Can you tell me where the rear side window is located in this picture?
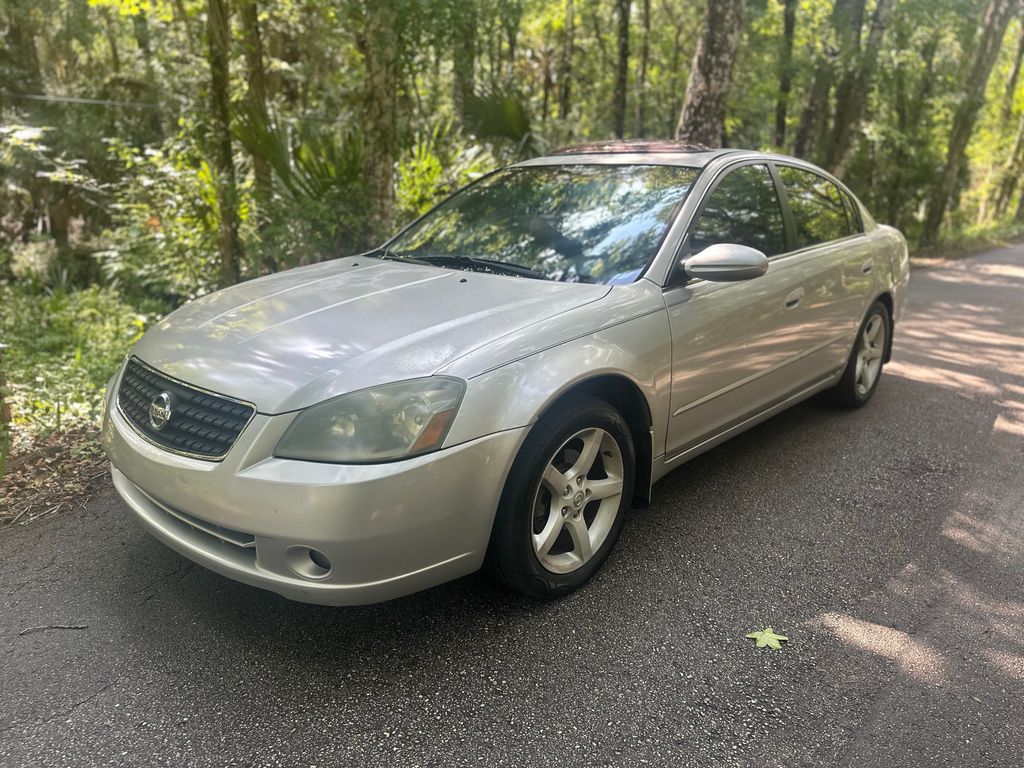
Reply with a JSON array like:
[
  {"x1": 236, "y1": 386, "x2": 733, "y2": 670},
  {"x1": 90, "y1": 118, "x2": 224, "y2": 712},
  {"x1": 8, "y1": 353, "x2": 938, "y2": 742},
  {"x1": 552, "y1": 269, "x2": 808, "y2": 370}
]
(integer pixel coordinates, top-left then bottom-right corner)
[
  {"x1": 777, "y1": 166, "x2": 852, "y2": 248},
  {"x1": 840, "y1": 189, "x2": 863, "y2": 233},
  {"x1": 689, "y1": 164, "x2": 786, "y2": 257}
]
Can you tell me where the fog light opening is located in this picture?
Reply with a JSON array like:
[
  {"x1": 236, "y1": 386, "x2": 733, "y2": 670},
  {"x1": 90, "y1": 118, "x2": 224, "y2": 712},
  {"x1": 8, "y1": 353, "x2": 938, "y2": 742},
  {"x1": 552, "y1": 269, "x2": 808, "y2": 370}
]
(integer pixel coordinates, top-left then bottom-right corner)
[{"x1": 284, "y1": 545, "x2": 333, "y2": 581}]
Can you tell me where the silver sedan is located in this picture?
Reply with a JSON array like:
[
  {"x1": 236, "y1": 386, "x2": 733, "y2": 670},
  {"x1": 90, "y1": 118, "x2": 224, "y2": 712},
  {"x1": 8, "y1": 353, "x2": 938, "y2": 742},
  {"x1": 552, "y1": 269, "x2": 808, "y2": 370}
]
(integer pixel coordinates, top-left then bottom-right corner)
[{"x1": 102, "y1": 142, "x2": 909, "y2": 605}]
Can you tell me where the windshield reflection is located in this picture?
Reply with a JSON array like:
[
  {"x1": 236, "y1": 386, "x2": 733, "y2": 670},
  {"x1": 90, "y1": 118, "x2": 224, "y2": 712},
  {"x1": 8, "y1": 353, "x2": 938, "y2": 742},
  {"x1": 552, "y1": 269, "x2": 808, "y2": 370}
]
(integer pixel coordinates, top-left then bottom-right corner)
[{"x1": 387, "y1": 164, "x2": 700, "y2": 284}]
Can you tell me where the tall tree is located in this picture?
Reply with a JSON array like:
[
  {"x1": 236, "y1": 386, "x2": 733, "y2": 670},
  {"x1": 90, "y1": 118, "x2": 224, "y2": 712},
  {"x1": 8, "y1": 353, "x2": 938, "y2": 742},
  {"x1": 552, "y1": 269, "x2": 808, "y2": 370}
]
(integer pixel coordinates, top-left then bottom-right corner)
[
  {"x1": 634, "y1": 0, "x2": 651, "y2": 136},
  {"x1": 238, "y1": 0, "x2": 274, "y2": 272},
  {"x1": 675, "y1": 0, "x2": 744, "y2": 146},
  {"x1": 884, "y1": 32, "x2": 939, "y2": 227},
  {"x1": 922, "y1": 0, "x2": 1018, "y2": 244},
  {"x1": 612, "y1": 0, "x2": 630, "y2": 138},
  {"x1": 1003, "y1": 21, "x2": 1024, "y2": 118},
  {"x1": 793, "y1": 0, "x2": 866, "y2": 159},
  {"x1": 452, "y1": 1, "x2": 476, "y2": 121},
  {"x1": 558, "y1": 0, "x2": 574, "y2": 119},
  {"x1": 990, "y1": 115, "x2": 1024, "y2": 217},
  {"x1": 825, "y1": 0, "x2": 895, "y2": 176},
  {"x1": 206, "y1": 0, "x2": 243, "y2": 286},
  {"x1": 773, "y1": 0, "x2": 797, "y2": 148},
  {"x1": 358, "y1": 0, "x2": 400, "y2": 242}
]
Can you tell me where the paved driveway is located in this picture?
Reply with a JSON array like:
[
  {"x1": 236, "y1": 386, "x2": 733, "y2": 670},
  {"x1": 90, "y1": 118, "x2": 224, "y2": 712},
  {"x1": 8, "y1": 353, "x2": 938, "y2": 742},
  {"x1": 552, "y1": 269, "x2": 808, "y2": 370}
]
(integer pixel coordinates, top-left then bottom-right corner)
[{"x1": 2, "y1": 245, "x2": 1023, "y2": 767}]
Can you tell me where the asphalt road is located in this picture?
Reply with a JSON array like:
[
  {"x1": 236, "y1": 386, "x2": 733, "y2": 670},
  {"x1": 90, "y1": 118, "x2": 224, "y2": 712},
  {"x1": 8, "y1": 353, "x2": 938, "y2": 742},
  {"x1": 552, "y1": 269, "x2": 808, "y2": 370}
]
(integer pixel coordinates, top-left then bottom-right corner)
[{"x1": 2, "y1": 244, "x2": 1023, "y2": 768}]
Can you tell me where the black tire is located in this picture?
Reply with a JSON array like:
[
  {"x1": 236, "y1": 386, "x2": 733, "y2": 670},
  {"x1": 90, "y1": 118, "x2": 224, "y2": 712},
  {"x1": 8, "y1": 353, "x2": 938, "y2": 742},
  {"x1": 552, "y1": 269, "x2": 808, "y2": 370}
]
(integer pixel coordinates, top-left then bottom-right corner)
[
  {"x1": 830, "y1": 300, "x2": 891, "y2": 408},
  {"x1": 485, "y1": 394, "x2": 635, "y2": 599}
]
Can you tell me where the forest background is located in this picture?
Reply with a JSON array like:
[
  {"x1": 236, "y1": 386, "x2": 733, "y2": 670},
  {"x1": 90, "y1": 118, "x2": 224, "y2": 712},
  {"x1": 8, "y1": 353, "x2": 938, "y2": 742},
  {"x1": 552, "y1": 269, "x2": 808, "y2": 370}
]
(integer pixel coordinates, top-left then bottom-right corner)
[{"x1": 1, "y1": 0, "x2": 1023, "y2": 482}]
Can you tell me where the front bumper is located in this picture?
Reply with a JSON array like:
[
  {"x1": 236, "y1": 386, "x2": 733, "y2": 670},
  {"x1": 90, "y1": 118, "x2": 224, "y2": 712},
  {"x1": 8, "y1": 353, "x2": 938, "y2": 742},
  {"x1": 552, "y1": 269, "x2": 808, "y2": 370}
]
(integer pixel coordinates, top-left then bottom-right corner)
[{"x1": 102, "y1": 397, "x2": 525, "y2": 606}]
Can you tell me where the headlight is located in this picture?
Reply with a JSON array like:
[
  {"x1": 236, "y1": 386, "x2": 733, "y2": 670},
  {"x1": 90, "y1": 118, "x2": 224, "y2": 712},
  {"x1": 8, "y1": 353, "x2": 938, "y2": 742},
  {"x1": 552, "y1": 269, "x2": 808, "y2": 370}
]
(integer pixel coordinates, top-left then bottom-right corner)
[{"x1": 274, "y1": 377, "x2": 465, "y2": 463}]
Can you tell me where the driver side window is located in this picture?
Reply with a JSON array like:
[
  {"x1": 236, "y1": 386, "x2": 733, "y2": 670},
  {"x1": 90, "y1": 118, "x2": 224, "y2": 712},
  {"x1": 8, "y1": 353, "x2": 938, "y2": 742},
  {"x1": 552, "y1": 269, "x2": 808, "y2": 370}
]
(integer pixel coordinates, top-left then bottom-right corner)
[{"x1": 689, "y1": 164, "x2": 786, "y2": 257}]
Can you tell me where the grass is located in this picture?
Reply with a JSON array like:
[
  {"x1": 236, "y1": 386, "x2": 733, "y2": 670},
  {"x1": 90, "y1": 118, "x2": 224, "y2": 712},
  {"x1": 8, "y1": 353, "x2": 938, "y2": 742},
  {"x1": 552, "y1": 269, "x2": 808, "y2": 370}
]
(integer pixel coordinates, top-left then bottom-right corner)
[{"x1": 910, "y1": 219, "x2": 1024, "y2": 262}]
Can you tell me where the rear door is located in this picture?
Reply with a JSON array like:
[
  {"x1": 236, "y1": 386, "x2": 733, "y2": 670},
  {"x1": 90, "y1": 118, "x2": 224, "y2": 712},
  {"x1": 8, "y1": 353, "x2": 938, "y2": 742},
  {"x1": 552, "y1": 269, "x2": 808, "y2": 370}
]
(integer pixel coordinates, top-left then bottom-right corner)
[{"x1": 773, "y1": 163, "x2": 872, "y2": 374}]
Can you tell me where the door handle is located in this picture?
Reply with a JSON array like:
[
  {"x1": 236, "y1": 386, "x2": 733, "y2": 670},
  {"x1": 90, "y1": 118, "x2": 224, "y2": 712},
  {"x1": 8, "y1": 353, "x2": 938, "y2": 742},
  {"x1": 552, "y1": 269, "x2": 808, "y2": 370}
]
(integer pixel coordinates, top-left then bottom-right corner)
[
  {"x1": 784, "y1": 287, "x2": 804, "y2": 309},
  {"x1": 861, "y1": 259, "x2": 873, "y2": 275}
]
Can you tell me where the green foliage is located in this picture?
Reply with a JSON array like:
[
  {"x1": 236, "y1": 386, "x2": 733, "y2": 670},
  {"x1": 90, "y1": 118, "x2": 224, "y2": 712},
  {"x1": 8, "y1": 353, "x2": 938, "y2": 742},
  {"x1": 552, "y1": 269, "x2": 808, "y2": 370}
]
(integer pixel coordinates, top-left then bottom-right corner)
[
  {"x1": 0, "y1": 282, "x2": 151, "y2": 433},
  {"x1": 396, "y1": 120, "x2": 496, "y2": 220},
  {"x1": 100, "y1": 129, "x2": 227, "y2": 303},
  {"x1": 462, "y1": 89, "x2": 547, "y2": 161},
  {"x1": 1, "y1": 0, "x2": 1023, "y2": 448},
  {"x1": 233, "y1": 107, "x2": 370, "y2": 264}
]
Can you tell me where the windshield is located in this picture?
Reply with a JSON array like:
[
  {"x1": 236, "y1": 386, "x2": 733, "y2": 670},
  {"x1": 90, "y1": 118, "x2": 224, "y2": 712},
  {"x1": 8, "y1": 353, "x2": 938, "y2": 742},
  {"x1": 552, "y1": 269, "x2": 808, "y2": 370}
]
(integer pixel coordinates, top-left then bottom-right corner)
[{"x1": 386, "y1": 164, "x2": 701, "y2": 284}]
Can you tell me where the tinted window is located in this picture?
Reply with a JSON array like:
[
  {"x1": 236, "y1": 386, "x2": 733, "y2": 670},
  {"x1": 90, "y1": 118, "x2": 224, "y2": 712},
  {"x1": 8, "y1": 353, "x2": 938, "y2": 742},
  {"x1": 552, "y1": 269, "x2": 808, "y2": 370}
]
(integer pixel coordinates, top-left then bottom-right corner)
[
  {"x1": 841, "y1": 188, "x2": 863, "y2": 233},
  {"x1": 388, "y1": 164, "x2": 700, "y2": 284},
  {"x1": 689, "y1": 164, "x2": 786, "y2": 257},
  {"x1": 778, "y1": 166, "x2": 852, "y2": 247}
]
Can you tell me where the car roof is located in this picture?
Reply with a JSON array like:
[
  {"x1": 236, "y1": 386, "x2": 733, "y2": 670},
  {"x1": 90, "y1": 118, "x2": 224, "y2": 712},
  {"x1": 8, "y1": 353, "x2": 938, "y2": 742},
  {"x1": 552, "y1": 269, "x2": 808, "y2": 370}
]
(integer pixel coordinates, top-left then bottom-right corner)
[{"x1": 515, "y1": 140, "x2": 741, "y2": 168}]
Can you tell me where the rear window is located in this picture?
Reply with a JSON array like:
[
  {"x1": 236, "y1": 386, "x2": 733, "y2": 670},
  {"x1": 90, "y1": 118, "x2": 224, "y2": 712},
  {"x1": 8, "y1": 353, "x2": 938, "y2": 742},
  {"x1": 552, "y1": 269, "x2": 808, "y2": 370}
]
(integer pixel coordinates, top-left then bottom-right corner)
[
  {"x1": 777, "y1": 166, "x2": 852, "y2": 248},
  {"x1": 840, "y1": 188, "x2": 863, "y2": 233}
]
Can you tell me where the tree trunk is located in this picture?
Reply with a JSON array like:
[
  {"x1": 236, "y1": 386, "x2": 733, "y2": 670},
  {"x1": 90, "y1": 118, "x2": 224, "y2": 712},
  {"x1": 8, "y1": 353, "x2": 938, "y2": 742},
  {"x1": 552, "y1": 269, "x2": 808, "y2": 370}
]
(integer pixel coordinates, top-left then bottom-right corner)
[
  {"x1": 558, "y1": 0, "x2": 574, "y2": 119},
  {"x1": 676, "y1": 0, "x2": 744, "y2": 147},
  {"x1": 793, "y1": 60, "x2": 831, "y2": 157},
  {"x1": 133, "y1": 12, "x2": 163, "y2": 137},
  {"x1": 207, "y1": 0, "x2": 243, "y2": 287},
  {"x1": 922, "y1": 0, "x2": 1018, "y2": 244},
  {"x1": 239, "y1": 0, "x2": 276, "y2": 273},
  {"x1": 1003, "y1": 22, "x2": 1024, "y2": 119},
  {"x1": 793, "y1": 0, "x2": 865, "y2": 159},
  {"x1": 101, "y1": 8, "x2": 121, "y2": 73},
  {"x1": 452, "y1": 2, "x2": 476, "y2": 121},
  {"x1": 634, "y1": 0, "x2": 651, "y2": 136},
  {"x1": 171, "y1": 0, "x2": 196, "y2": 53},
  {"x1": 666, "y1": 21, "x2": 684, "y2": 137},
  {"x1": 502, "y1": 5, "x2": 521, "y2": 82},
  {"x1": 992, "y1": 115, "x2": 1024, "y2": 217},
  {"x1": 885, "y1": 34, "x2": 938, "y2": 226},
  {"x1": 358, "y1": 1, "x2": 400, "y2": 244},
  {"x1": 588, "y1": 5, "x2": 609, "y2": 71},
  {"x1": 612, "y1": 0, "x2": 630, "y2": 138},
  {"x1": 825, "y1": 0, "x2": 895, "y2": 177},
  {"x1": 773, "y1": 0, "x2": 797, "y2": 148}
]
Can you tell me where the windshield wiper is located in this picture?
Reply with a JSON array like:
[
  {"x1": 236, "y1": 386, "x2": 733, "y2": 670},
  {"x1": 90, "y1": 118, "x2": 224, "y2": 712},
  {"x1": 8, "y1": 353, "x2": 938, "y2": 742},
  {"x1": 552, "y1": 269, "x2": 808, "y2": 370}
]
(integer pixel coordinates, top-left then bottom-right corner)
[
  {"x1": 387, "y1": 253, "x2": 551, "y2": 281},
  {"x1": 375, "y1": 247, "x2": 433, "y2": 266}
]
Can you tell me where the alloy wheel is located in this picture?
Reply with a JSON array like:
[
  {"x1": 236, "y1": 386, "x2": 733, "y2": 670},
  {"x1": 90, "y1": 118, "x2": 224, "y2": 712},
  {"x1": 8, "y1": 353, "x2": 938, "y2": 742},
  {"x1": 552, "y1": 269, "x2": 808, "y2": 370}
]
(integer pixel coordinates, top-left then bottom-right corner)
[
  {"x1": 530, "y1": 427, "x2": 625, "y2": 574},
  {"x1": 854, "y1": 313, "x2": 886, "y2": 397}
]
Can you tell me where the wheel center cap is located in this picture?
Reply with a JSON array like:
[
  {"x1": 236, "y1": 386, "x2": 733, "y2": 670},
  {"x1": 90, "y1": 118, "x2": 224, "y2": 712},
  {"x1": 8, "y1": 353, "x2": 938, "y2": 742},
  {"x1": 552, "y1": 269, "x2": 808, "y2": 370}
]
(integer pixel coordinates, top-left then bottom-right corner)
[{"x1": 572, "y1": 491, "x2": 586, "y2": 508}]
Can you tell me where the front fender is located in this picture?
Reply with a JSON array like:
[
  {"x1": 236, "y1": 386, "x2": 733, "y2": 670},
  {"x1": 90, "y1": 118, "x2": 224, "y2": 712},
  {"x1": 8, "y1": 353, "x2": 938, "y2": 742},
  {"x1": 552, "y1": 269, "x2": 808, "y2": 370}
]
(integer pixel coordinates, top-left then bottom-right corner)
[{"x1": 442, "y1": 307, "x2": 672, "y2": 458}]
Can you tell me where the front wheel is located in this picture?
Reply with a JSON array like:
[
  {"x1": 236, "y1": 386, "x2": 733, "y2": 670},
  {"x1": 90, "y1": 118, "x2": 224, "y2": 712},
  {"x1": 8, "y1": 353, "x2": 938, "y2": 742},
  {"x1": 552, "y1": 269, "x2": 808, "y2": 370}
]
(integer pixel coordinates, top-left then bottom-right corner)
[
  {"x1": 485, "y1": 395, "x2": 635, "y2": 599},
  {"x1": 831, "y1": 300, "x2": 890, "y2": 407}
]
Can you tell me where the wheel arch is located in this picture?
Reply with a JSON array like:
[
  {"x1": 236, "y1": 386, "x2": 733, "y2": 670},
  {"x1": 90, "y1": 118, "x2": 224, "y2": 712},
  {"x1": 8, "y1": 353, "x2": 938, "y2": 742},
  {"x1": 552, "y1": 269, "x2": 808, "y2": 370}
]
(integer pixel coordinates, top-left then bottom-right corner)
[
  {"x1": 874, "y1": 291, "x2": 894, "y2": 362},
  {"x1": 532, "y1": 373, "x2": 654, "y2": 508}
]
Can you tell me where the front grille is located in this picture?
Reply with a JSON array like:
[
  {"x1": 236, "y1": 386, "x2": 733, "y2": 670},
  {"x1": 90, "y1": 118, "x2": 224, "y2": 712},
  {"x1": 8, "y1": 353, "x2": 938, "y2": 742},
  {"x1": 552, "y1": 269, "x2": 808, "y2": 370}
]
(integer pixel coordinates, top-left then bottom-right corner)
[{"x1": 117, "y1": 357, "x2": 255, "y2": 460}]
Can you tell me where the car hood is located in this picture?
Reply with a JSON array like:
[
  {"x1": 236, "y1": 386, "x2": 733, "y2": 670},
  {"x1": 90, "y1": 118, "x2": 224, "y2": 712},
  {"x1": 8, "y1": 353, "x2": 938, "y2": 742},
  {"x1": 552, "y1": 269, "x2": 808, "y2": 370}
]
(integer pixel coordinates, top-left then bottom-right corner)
[{"x1": 131, "y1": 256, "x2": 610, "y2": 413}]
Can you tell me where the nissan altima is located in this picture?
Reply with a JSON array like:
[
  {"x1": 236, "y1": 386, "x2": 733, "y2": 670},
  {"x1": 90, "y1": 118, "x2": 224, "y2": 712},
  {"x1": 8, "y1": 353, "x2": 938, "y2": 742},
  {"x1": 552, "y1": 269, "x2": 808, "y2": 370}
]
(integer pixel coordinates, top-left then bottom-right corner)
[{"x1": 102, "y1": 141, "x2": 909, "y2": 605}]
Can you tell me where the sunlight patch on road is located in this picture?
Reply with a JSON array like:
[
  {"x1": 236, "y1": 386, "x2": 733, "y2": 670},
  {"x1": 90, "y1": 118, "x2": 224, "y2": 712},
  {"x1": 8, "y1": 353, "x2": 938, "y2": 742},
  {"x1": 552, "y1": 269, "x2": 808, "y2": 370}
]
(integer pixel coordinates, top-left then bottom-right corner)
[
  {"x1": 982, "y1": 650, "x2": 1024, "y2": 681},
  {"x1": 812, "y1": 612, "x2": 947, "y2": 685},
  {"x1": 886, "y1": 360, "x2": 1001, "y2": 397}
]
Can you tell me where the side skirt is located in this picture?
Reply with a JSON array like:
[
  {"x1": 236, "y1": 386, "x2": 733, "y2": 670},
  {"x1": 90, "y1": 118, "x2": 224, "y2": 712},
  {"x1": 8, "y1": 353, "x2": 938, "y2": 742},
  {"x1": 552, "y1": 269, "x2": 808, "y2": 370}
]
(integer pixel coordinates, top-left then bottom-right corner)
[{"x1": 651, "y1": 371, "x2": 841, "y2": 484}]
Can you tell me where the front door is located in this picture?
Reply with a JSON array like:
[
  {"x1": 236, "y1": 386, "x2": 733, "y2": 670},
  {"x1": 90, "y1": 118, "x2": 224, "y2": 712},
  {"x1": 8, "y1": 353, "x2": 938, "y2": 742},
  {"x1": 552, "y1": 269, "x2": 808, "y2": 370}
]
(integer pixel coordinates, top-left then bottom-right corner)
[{"x1": 663, "y1": 162, "x2": 811, "y2": 458}]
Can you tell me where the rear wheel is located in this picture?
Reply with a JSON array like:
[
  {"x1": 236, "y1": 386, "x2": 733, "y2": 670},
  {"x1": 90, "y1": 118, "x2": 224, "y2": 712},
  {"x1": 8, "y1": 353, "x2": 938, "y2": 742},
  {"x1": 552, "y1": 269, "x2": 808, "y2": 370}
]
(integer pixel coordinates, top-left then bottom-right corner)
[
  {"x1": 831, "y1": 300, "x2": 890, "y2": 407},
  {"x1": 485, "y1": 395, "x2": 635, "y2": 599}
]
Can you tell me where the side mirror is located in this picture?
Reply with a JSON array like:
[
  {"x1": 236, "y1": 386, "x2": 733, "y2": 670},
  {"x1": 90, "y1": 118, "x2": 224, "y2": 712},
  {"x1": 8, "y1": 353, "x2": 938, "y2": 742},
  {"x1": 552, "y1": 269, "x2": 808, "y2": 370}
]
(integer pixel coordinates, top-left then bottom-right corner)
[{"x1": 682, "y1": 243, "x2": 769, "y2": 282}]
